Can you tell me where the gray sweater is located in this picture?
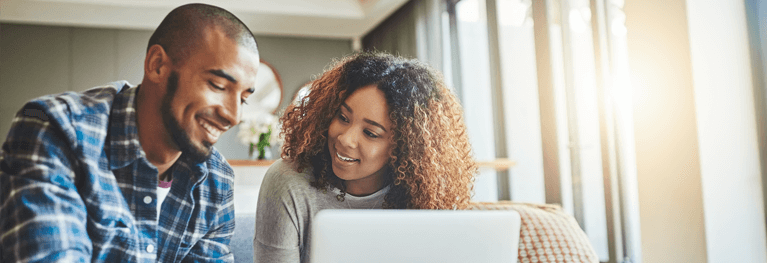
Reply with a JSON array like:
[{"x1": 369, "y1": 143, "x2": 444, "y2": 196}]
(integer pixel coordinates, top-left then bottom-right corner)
[{"x1": 253, "y1": 159, "x2": 389, "y2": 263}]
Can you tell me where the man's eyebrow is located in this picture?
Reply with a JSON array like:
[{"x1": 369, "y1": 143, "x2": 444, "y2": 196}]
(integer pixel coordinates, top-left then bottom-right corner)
[{"x1": 209, "y1": 69, "x2": 237, "y2": 84}]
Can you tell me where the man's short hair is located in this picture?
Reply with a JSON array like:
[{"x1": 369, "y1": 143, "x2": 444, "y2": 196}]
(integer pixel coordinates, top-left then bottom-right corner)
[{"x1": 147, "y1": 3, "x2": 258, "y2": 64}]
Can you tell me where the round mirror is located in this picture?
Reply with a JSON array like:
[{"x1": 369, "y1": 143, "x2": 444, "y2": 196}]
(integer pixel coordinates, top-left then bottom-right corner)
[{"x1": 241, "y1": 60, "x2": 283, "y2": 120}]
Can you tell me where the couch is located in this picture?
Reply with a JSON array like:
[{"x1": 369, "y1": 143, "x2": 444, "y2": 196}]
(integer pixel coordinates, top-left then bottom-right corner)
[
  {"x1": 468, "y1": 201, "x2": 599, "y2": 263},
  {"x1": 233, "y1": 201, "x2": 599, "y2": 262}
]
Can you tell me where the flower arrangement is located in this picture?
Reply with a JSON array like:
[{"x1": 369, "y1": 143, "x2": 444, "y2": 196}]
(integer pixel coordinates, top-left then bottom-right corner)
[{"x1": 237, "y1": 111, "x2": 281, "y2": 160}]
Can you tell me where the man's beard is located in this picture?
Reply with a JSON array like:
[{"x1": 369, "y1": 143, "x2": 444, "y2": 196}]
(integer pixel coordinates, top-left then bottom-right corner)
[{"x1": 160, "y1": 71, "x2": 213, "y2": 163}]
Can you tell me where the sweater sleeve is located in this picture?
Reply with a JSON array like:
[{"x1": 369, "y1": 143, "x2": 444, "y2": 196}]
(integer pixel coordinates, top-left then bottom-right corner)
[{"x1": 253, "y1": 160, "x2": 303, "y2": 263}]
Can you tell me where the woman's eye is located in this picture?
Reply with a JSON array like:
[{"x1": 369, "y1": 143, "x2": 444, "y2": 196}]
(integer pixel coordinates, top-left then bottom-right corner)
[
  {"x1": 209, "y1": 81, "x2": 225, "y2": 91},
  {"x1": 364, "y1": 130, "x2": 379, "y2": 138},
  {"x1": 337, "y1": 113, "x2": 349, "y2": 123}
]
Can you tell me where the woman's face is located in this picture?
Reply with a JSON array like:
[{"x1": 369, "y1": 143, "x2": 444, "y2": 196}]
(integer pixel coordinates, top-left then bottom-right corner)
[{"x1": 327, "y1": 84, "x2": 396, "y2": 195}]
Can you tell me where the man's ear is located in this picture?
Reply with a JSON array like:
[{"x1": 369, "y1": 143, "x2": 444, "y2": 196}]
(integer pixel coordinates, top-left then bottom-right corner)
[{"x1": 144, "y1": 44, "x2": 171, "y2": 83}]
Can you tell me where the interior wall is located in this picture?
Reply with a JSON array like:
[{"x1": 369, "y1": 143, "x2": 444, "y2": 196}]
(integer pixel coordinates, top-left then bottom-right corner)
[
  {"x1": 217, "y1": 35, "x2": 353, "y2": 159},
  {"x1": 0, "y1": 23, "x2": 352, "y2": 160},
  {"x1": 363, "y1": 0, "x2": 418, "y2": 59},
  {"x1": 686, "y1": 0, "x2": 767, "y2": 262},
  {"x1": 745, "y1": 0, "x2": 767, "y2": 247},
  {"x1": 624, "y1": 0, "x2": 708, "y2": 262}
]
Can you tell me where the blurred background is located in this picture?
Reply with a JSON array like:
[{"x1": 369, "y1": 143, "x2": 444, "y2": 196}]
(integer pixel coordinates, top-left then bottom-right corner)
[{"x1": 1, "y1": 0, "x2": 765, "y2": 262}]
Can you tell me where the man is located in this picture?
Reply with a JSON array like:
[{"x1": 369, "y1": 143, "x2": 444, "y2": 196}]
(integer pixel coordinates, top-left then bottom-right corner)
[{"x1": 0, "y1": 4, "x2": 259, "y2": 262}]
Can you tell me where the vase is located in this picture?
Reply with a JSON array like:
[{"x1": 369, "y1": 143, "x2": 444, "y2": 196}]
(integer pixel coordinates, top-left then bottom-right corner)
[
  {"x1": 249, "y1": 143, "x2": 272, "y2": 160},
  {"x1": 248, "y1": 143, "x2": 258, "y2": 160},
  {"x1": 257, "y1": 147, "x2": 266, "y2": 160}
]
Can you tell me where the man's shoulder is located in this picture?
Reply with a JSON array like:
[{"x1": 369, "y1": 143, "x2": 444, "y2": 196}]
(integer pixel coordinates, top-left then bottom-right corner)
[
  {"x1": 9, "y1": 81, "x2": 133, "y2": 152},
  {"x1": 204, "y1": 148, "x2": 235, "y2": 184},
  {"x1": 24, "y1": 81, "x2": 131, "y2": 123}
]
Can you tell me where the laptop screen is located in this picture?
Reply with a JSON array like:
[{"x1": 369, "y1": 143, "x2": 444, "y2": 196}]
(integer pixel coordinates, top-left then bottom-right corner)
[{"x1": 310, "y1": 210, "x2": 521, "y2": 263}]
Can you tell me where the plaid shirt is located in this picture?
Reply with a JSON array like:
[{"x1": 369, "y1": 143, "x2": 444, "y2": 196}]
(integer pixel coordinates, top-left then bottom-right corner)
[{"x1": 0, "y1": 81, "x2": 236, "y2": 262}]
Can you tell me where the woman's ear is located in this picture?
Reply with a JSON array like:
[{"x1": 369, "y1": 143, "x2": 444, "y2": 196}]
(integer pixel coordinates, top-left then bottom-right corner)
[{"x1": 144, "y1": 44, "x2": 171, "y2": 83}]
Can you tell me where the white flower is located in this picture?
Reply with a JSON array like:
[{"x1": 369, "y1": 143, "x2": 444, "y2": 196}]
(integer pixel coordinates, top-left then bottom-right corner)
[
  {"x1": 237, "y1": 120, "x2": 260, "y2": 145},
  {"x1": 269, "y1": 117, "x2": 282, "y2": 146},
  {"x1": 237, "y1": 110, "x2": 283, "y2": 146}
]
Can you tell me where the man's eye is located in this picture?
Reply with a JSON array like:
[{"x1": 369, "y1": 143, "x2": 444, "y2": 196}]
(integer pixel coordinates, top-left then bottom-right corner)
[{"x1": 209, "y1": 81, "x2": 225, "y2": 91}]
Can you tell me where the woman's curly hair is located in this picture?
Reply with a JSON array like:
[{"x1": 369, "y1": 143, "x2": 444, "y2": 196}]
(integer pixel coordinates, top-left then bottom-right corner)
[{"x1": 280, "y1": 52, "x2": 476, "y2": 209}]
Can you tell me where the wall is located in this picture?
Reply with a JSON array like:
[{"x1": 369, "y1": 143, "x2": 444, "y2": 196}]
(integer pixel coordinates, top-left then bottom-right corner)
[
  {"x1": 0, "y1": 23, "x2": 352, "y2": 160},
  {"x1": 216, "y1": 35, "x2": 353, "y2": 159},
  {"x1": 624, "y1": 0, "x2": 708, "y2": 262},
  {"x1": 746, "y1": 0, "x2": 767, "y2": 249},
  {"x1": 626, "y1": 0, "x2": 767, "y2": 262},
  {"x1": 686, "y1": 0, "x2": 767, "y2": 262}
]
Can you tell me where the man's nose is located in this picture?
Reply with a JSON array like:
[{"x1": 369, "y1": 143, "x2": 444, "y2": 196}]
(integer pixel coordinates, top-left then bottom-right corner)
[{"x1": 219, "y1": 96, "x2": 240, "y2": 129}]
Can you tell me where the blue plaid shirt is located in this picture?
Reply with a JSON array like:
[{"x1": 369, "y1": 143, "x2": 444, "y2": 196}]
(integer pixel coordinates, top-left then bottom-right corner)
[{"x1": 0, "y1": 81, "x2": 236, "y2": 262}]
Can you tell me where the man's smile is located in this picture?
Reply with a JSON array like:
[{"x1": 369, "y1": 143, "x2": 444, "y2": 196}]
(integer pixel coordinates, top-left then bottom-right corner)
[{"x1": 198, "y1": 118, "x2": 226, "y2": 139}]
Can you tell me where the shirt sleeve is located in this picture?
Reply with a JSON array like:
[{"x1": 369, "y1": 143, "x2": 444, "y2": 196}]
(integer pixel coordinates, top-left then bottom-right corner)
[
  {"x1": 181, "y1": 179, "x2": 236, "y2": 263},
  {"x1": 253, "y1": 162, "x2": 302, "y2": 263},
  {"x1": 0, "y1": 102, "x2": 92, "y2": 262}
]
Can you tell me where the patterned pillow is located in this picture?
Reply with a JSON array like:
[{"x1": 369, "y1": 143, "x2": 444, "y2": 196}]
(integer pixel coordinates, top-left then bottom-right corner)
[{"x1": 468, "y1": 201, "x2": 599, "y2": 263}]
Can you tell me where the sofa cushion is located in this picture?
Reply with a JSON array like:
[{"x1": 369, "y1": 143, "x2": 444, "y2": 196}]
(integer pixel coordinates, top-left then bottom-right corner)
[
  {"x1": 232, "y1": 213, "x2": 256, "y2": 263},
  {"x1": 469, "y1": 202, "x2": 599, "y2": 263}
]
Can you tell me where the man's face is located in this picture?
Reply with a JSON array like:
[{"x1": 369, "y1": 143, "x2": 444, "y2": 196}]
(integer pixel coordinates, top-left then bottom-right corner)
[{"x1": 160, "y1": 27, "x2": 259, "y2": 162}]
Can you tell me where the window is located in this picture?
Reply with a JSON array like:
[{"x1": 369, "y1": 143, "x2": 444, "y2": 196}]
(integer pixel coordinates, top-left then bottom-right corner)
[
  {"x1": 447, "y1": 0, "x2": 499, "y2": 202},
  {"x1": 444, "y1": 0, "x2": 641, "y2": 262},
  {"x1": 495, "y1": 0, "x2": 546, "y2": 205},
  {"x1": 745, "y1": 0, "x2": 767, "y2": 252}
]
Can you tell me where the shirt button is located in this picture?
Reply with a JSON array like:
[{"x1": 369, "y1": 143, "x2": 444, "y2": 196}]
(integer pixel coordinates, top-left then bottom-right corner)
[
  {"x1": 144, "y1": 196, "x2": 152, "y2": 204},
  {"x1": 146, "y1": 244, "x2": 155, "y2": 253}
]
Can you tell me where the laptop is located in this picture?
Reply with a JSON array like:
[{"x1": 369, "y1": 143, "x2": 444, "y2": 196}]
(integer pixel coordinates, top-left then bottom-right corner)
[{"x1": 310, "y1": 209, "x2": 521, "y2": 263}]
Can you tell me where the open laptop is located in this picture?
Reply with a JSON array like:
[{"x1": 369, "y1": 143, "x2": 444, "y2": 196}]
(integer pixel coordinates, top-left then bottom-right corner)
[{"x1": 310, "y1": 210, "x2": 521, "y2": 263}]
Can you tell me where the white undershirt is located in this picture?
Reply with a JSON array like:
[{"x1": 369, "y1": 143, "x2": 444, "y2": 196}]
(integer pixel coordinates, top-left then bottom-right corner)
[{"x1": 156, "y1": 186, "x2": 171, "y2": 220}]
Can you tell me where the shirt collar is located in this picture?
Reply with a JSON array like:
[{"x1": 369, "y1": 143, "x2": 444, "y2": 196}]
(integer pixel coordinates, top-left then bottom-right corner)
[
  {"x1": 107, "y1": 84, "x2": 143, "y2": 170},
  {"x1": 107, "y1": 84, "x2": 209, "y2": 184}
]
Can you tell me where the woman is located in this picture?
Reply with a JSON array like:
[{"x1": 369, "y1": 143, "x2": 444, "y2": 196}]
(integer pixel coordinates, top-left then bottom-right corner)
[{"x1": 254, "y1": 52, "x2": 477, "y2": 262}]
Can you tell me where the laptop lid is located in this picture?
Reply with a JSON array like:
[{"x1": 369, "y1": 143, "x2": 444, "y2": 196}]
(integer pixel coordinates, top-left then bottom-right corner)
[{"x1": 310, "y1": 210, "x2": 521, "y2": 263}]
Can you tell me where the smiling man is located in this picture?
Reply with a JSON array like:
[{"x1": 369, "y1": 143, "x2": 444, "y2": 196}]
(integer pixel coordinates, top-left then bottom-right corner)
[{"x1": 0, "y1": 4, "x2": 258, "y2": 262}]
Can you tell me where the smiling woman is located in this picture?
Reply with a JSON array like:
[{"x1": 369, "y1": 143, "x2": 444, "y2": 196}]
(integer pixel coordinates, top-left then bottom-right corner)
[
  {"x1": 327, "y1": 84, "x2": 395, "y2": 196},
  {"x1": 253, "y1": 52, "x2": 477, "y2": 263}
]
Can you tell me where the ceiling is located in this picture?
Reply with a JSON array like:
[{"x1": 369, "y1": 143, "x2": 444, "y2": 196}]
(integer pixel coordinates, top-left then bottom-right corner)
[{"x1": 0, "y1": 0, "x2": 409, "y2": 38}]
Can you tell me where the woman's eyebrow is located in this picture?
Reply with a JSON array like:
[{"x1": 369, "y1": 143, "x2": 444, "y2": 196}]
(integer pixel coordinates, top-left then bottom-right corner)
[
  {"x1": 364, "y1": 119, "x2": 387, "y2": 132},
  {"x1": 341, "y1": 102, "x2": 387, "y2": 132},
  {"x1": 341, "y1": 103, "x2": 352, "y2": 113}
]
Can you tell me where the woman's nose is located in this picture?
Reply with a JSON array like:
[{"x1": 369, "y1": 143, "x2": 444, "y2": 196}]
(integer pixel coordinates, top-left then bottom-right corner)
[{"x1": 338, "y1": 127, "x2": 358, "y2": 149}]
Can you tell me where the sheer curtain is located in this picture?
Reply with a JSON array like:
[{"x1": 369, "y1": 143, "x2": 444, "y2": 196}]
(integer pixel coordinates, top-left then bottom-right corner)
[
  {"x1": 363, "y1": 0, "x2": 643, "y2": 262},
  {"x1": 363, "y1": 0, "x2": 503, "y2": 202},
  {"x1": 363, "y1": 0, "x2": 445, "y2": 72}
]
